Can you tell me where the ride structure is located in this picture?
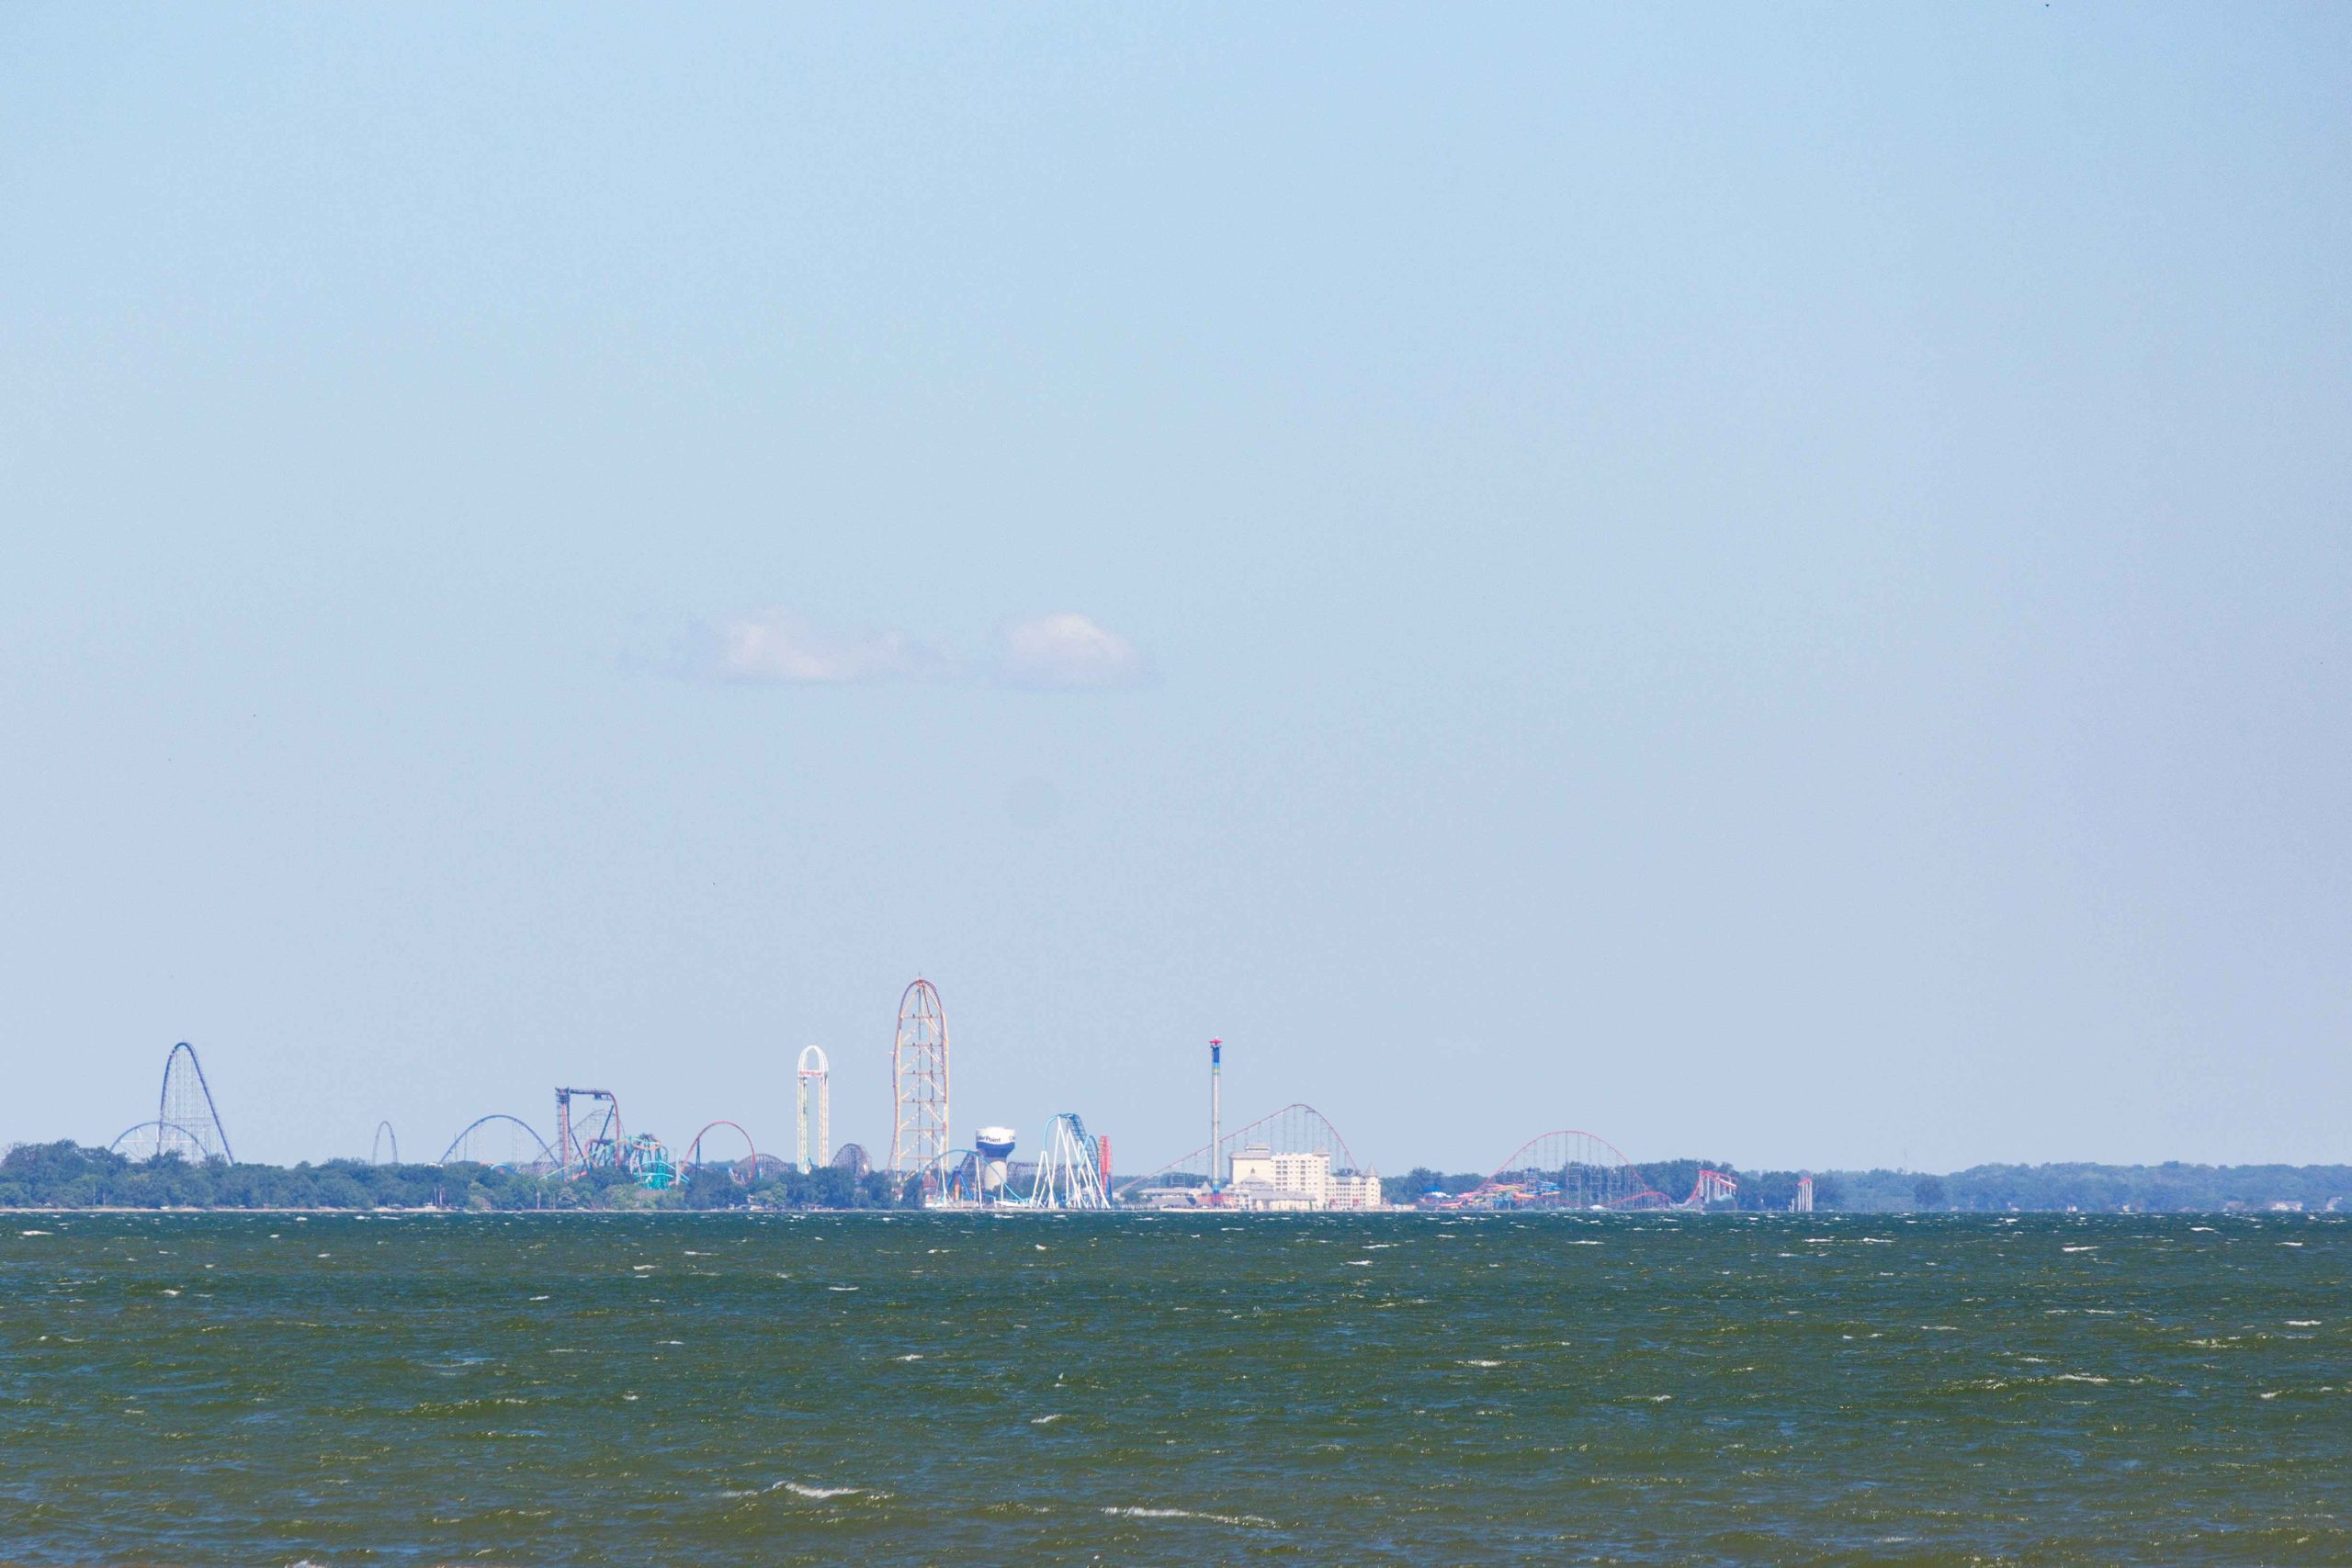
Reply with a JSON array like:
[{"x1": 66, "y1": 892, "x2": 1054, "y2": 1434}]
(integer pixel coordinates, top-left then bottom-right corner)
[
  {"x1": 910, "y1": 1113, "x2": 1110, "y2": 1210},
  {"x1": 554, "y1": 1087, "x2": 622, "y2": 1173},
  {"x1": 1025, "y1": 1113, "x2": 1110, "y2": 1209},
  {"x1": 370, "y1": 1121, "x2": 399, "y2": 1165},
  {"x1": 1679, "y1": 1168, "x2": 1740, "y2": 1209},
  {"x1": 1120, "y1": 1101, "x2": 1361, "y2": 1201},
  {"x1": 684, "y1": 1120, "x2": 759, "y2": 1184},
  {"x1": 548, "y1": 1088, "x2": 682, "y2": 1187},
  {"x1": 739, "y1": 1152, "x2": 796, "y2": 1183},
  {"x1": 796, "y1": 1045, "x2": 831, "y2": 1172},
  {"x1": 889, "y1": 980, "x2": 949, "y2": 1177},
  {"x1": 436, "y1": 1114, "x2": 559, "y2": 1169},
  {"x1": 109, "y1": 1042, "x2": 236, "y2": 1164},
  {"x1": 620, "y1": 1133, "x2": 678, "y2": 1190},
  {"x1": 1453, "y1": 1130, "x2": 1677, "y2": 1211},
  {"x1": 912, "y1": 1146, "x2": 984, "y2": 1204},
  {"x1": 1209, "y1": 1038, "x2": 1222, "y2": 1190}
]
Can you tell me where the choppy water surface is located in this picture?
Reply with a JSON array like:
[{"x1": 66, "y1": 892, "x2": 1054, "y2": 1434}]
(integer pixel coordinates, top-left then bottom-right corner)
[{"x1": 1, "y1": 1213, "x2": 2345, "y2": 1564}]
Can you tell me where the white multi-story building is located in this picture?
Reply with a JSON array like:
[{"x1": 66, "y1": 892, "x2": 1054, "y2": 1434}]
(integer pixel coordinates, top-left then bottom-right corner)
[
  {"x1": 1223, "y1": 1178, "x2": 1319, "y2": 1211},
  {"x1": 1328, "y1": 1169, "x2": 1383, "y2": 1210},
  {"x1": 1222, "y1": 1145, "x2": 1384, "y2": 1211},
  {"x1": 1227, "y1": 1145, "x2": 1324, "y2": 1203}
]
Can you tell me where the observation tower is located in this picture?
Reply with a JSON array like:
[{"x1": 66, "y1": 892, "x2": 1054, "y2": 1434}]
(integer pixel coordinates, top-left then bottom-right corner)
[{"x1": 1209, "y1": 1038, "x2": 1222, "y2": 1190}]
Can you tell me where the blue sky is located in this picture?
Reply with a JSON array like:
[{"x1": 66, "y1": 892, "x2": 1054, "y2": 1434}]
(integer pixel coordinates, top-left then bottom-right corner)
[{"x1": 3, "y1": 4, "x2": 2346, "y2": 1172}]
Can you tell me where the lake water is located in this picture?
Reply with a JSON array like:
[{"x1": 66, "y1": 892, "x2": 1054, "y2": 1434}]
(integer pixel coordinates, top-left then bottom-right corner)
[{"x1": 1, "y1": 1212, "x2": 2344, "y2": 1563}]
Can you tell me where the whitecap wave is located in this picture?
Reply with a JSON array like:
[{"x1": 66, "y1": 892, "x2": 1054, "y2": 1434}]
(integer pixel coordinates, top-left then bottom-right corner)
[
  {"x1": 726, "y1": 1479, "x2": 876, "y2": 1501},
  {"x1": 1102, "y1": 1506, "x2": 1277, "y2": 1529}
]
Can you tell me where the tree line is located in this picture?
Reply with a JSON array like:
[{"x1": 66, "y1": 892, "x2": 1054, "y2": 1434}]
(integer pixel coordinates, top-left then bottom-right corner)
[
  {"x1": 10, "y1": 1141, "x2": 2348, "y2": 1213},
  {"x1": 0, "y1": 1142, "x2": 909, "y2": 1211},
  {"x1": 1382, "y1": 1159, "x2": 2352, "y2": 1213}
]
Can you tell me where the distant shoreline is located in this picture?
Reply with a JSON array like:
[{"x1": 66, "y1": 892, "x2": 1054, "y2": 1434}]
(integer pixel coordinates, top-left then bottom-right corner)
[
  {"x1": 7, "y1": 1142, "x2": 2349, "y2": 1215},
  {"x1": 7, "y1": 1203, "x2": 2343, "y2": 1218}
]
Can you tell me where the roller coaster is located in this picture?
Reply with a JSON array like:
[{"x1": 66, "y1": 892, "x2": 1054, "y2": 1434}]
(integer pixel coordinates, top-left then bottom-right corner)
[
  {"x1": 100, "y1": 1036, "x2": 1744, "y2": 1214},
  {"x1": 1436, "y1": 1131, "x2": 1740, "y2": 1212},
  {"x1": 436, "y1": 1113, "x2": 559, "y2": 1169},
  {"x1": 434, "y1": 1097, "x2": 793, "y2": 1190},
  {"x1": 1119, "y1": 1101, "x2": 1363, "y2": 1201},
  {"x1": 684, "y1": 1120, "x2": 763, "y2": 1185},
  {"x1": 110, "y1": 1043, "x2": 235, "y2": 1164},
  {"x1": 914, "y1": 1113, "x2": 1112, "y2": 1209}
]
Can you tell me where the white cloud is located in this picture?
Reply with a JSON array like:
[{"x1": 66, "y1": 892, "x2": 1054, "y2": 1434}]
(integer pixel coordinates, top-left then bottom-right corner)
[
  {"x1": 676, "y1": 609, "x2": 1148, "y2": 692},
  {"x1": 995, "y1": 613, "x2": 1149, "y2": 690},
  {"x1": 706, "y1": 612, "x2": 944, "y2": 685}
]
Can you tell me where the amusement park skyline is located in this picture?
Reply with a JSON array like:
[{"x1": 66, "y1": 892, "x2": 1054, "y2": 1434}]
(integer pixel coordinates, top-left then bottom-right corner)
[
  {"x1": 5, "y1": 7, "x2": 2350, "y2": 1174},
  {"x1": 5, "y1": 10, "x2": 2346, "y2": 1566},
  {"x1": 21, "y1": 947, "x2": 2344, "y2": 1185}
]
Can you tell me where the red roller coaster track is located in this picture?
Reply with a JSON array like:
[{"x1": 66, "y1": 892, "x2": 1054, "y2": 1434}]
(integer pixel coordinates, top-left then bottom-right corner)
[
  {"x1": 1446, "y1": 1134, "x2": 1745, "y2": 1211},
  {"x1": 1123, "y1": 1102, "x2": 1363, "y2": 1194},
  {"x1": 1452, "y1": 1129, "x2": 1668, "y2": 1211},
  {"x1": 684, "y1": 1120, "x2": 761, "y2": 1181}
]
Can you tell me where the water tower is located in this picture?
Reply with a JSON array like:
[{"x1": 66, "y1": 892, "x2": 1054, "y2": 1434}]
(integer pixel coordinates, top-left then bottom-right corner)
[{"x1": 974, "y1": 1125, "x2": 1018, "y2": 1203}]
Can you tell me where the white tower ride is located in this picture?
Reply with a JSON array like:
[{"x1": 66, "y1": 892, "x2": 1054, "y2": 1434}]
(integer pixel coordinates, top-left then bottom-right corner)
[
  {"x1": 889, "y1": 979, "x2": 950, "y2": 1175},
  {"x1": 796, "y1": 1045, "x2": 831, "y2": 1173},
  {"x1": 1209, "y1": 1038, "x2": 1222, "y2": 1190}
]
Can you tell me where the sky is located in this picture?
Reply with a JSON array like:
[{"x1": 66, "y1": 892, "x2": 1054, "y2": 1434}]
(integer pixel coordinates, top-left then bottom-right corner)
[{"x1": 2, "y1": 4, "x2": 2347, "y2": 1174}]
